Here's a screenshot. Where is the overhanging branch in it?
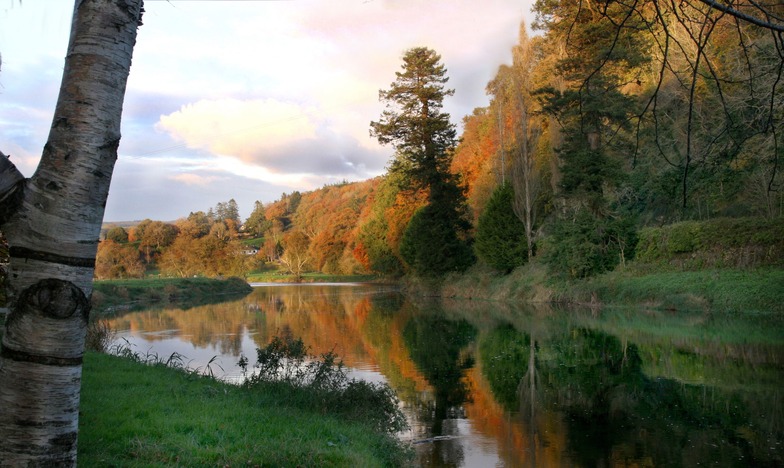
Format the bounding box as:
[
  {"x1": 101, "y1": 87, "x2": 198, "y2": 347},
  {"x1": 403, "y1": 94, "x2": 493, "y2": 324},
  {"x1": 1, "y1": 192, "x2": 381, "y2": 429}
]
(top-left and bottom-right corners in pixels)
[{"x1": 698, "y1": 0, "x2": 784, "y2": 32}]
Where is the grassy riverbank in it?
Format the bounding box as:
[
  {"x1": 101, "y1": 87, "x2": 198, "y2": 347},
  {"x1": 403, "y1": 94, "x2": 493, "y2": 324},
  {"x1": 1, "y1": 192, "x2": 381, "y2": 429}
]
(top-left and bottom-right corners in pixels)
[
  {"x1": 431, "y1": 263, "x2": 784, "y2": 317},
  {"x1": 0, "y1": 278, "x2": 410, "y2": 467},
  {"x1": 245, "y1": 272, "x2": 380, "y2": 283},
  {"x1": 91, "y1": 276, "x2": 253, "y2": 314},
  {"x1": 79, "y1": 352, "x2": 409, "y2": 467},
  {"x1": 426, "y1": 217, "x2": 784, "y2": 315}
]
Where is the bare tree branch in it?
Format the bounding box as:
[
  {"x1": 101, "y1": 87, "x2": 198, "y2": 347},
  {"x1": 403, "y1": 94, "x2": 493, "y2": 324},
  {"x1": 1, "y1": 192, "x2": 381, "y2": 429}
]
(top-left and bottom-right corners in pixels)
[{"x1": 698, "y1": 0, "x2": 784, "y2": 32}]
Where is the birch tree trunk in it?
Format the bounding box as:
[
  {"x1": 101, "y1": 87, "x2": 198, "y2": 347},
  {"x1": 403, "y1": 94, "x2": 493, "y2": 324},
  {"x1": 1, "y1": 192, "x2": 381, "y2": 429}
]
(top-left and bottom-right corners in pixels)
[
  {"x1": 509, "y1": 26, "x2": 540, "y2": 260},
  {"x1": 0, "y1": 1, "x2": 143, "y2": 465}
]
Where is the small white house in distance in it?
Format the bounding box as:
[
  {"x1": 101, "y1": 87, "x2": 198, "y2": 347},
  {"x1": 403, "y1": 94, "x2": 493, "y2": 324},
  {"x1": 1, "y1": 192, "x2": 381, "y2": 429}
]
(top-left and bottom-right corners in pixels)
[{"x1": 243, "y1": 246, "x2": 260, "y2": 256}]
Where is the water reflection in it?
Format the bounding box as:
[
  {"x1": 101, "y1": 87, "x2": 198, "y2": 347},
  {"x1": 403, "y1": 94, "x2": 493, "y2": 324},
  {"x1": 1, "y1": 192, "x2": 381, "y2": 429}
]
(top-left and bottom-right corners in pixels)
[
  {"x1": 107, "y1": 284, "x2": 784, "y2": 467},
  {"x1": 403, "y1": 312, "x2": 476, "y2": 466}
]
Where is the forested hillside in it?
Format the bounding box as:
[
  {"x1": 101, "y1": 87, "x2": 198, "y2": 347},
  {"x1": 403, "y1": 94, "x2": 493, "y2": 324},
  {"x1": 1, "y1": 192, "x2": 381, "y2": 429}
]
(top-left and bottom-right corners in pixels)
[{"x1": 96, "y1": 1, "x2": 783, "y2": 281}]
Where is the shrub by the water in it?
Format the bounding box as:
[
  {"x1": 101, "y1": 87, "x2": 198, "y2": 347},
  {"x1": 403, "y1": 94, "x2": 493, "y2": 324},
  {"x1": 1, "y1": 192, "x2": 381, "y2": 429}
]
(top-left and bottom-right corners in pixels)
[
  {"x1": 239, "y1": 333, "x2": 408, "y2": 435},
  {"x1": 85, "y1": 319, "x2": 115, "y2": 353},
  {"x1": 635, "y1": 216, "x2": 784, "y2": 268},
  {"x1": 542, "y1": 207, "x2": 637, "y2": 279}
]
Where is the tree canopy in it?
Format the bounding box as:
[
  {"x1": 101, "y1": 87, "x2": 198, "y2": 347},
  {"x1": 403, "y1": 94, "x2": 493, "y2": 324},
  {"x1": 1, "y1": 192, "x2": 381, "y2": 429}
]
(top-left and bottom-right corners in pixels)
[
  {"x1": 371, "y1": 47, "x2": 474, "y2": 275},
  {"x1": 475, "y1": 184, "x2": 529, "y2": 273},
  {"x1": 371, "y1": 47, "x2": 459, "y2": 195}
]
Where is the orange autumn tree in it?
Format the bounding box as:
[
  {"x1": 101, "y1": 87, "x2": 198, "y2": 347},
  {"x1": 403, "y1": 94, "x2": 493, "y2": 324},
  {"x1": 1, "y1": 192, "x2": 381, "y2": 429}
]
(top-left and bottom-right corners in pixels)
[
  {"x1": 292, "y1": 180, "x2": 378, "y2": 275},
  {"x1": 94, "y1": 240, "x2": 144, "y2": 280},
  {"x1": 279, "y1": 230, "x2": 311, "y2": 281},
  {"x1": 355, "y1": 174, "x2": 426, "y2": 276},
  {"x1": 451, "y1": 107, "x2": 500, "y2": 224}
]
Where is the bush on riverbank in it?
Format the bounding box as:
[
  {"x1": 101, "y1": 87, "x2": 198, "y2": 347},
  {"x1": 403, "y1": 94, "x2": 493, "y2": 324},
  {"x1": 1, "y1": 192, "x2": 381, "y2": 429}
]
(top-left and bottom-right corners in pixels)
[
  {"x1": 635, "y1": 216, "x2": 784, "y2": 269},
  {"x1": 240, "y1": 333, "x2": 408, "y2": 435},
  {"x1": 79, "y1": 351, "x2": 410, "y2": 467}
]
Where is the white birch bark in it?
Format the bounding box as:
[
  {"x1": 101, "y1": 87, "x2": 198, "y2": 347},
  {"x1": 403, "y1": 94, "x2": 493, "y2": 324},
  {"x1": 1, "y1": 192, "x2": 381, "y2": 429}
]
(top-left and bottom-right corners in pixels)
[
  {"x1": 0, "y1": 1, "x2": 143, "y2": 465},
  {"x1": 509, "y1": 27, "x2": 541, "y2": 260}
]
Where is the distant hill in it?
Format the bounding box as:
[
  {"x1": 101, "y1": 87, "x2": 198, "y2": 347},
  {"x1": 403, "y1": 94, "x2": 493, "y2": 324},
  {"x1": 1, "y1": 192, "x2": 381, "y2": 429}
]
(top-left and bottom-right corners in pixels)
[{"x1": 101, "y1": 220, "x2": 144, "y2": 230}]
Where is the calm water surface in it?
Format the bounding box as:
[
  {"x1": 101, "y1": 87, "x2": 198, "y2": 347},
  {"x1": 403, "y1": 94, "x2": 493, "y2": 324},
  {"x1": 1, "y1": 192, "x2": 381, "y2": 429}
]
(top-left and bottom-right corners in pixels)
[{"x1": 107, "y1": 283, "x2": 784, "y2": 467}]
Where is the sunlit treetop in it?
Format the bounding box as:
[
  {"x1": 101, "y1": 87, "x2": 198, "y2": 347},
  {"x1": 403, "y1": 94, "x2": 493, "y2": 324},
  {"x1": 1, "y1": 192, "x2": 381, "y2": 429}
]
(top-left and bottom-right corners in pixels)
[{"x1": 371, "y1": 47, "x2": 458, "y2": 192}]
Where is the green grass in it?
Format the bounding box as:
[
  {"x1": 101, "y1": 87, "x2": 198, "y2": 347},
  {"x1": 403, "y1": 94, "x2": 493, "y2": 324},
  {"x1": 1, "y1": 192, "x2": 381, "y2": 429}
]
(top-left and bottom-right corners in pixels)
[
  {"x1": 571, "y1": 267, "x2": 784, "y2": 315},
  {"x1": 79, "y1": 352, "x2": 410, "y2": 467},
  {"x1": 241, "y1": 236, "x2": 264, "y2": 247},
  {"x1": 91, "y1": 277, "x2": 252, "y2": 314},
  {"x1": 437, "y1": 260, "x2": 783, "y2": 318}
]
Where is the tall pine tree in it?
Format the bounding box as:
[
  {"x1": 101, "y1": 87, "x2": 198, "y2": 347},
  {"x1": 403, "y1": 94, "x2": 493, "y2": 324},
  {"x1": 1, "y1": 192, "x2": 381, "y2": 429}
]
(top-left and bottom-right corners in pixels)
[
  {"x1": 371, "y1": 47, "x2": 474, "y2": 275},
  {"x1": 534, "y1": 0, "x2": 646, "y2": 278}
]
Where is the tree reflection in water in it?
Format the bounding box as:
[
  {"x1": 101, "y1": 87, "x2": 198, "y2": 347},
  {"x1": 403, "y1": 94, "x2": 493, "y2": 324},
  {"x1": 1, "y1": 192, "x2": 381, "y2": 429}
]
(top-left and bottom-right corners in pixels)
[
  {"x1": 107, "y1": 284, "x2": 783, "y2": 467},
  {"x1": 402, "y1": 310, "x2": 477, "y2": 466},
  {"x1": 479, "y1": 322, "x2": 781, "y2": 467}
]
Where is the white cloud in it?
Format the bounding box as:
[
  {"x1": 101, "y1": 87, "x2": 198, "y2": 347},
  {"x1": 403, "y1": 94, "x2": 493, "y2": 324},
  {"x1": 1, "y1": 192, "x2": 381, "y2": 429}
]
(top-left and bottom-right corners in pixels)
[
  {"x1": 1, "y1": 0, "x2": 536, "y2": 221},
  {"x1": 169, "y1": 173, "x2": 223, "y2": 187},
  {"x1": 156, "y1": 98, "x2": 320, "y2": 160},
  {"x1": 155, "y1": 97, "x2": 389, "y2": 180}
]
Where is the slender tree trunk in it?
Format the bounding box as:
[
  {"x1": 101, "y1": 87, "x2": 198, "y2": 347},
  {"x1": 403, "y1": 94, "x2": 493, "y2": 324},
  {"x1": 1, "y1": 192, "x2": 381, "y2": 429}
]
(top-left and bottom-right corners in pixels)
[
  {"x1": 495, "y1": 95, "x2": 506, "y2": 185},
  {"x1": 512, "y1": 100, "x2": 539, "y2": 260},
  {"x1": 0, "y1": 1, "x2": 143, "y2": 465},
  {"x1": 509, "y1": 75, "x2": 539, "y2": 260}
]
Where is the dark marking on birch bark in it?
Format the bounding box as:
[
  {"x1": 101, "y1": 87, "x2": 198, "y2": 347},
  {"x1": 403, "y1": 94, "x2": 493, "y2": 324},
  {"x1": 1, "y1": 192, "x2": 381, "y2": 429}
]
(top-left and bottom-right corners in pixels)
[
  {"x1": 9, "y1": 246, "x2": 95, "y2": 268},
  {"x1": 119, "y1": 1, "x2": 146, "y2": 25},
  {"x1": 53, "y1": 117, "x2": 70, "y2": 129},
  {"x1": 12, "y1": 419, "x2": 75, "y2": 429},
  {"x1": 1, "y1": 279, "x2": 89, "y2": 366},
  {"x1": 51, "y1": 431, "x2": 79, "y2": 450},
  {"x1": 9, "y1": 278, "x2": 90, "y2": 321},
  {"x1": 0, "y1": 346, "x2": 83, "y2": 367},
  {"x1": 19, "y1": 278, "x2": 90, "y2": 319}
]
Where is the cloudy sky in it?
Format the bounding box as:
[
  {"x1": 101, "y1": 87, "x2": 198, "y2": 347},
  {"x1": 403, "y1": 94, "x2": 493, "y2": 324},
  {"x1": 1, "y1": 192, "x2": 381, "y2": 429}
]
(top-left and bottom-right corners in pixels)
[{"x1": 1, "y1": 0, "x2": 534, "y2": 222}]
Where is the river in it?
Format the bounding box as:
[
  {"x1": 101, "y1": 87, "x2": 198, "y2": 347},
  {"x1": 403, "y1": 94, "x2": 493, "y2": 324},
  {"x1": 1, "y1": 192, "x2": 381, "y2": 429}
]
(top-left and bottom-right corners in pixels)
[{"x1": 106, "y1": 283, "x2": 784, "y2": 467}]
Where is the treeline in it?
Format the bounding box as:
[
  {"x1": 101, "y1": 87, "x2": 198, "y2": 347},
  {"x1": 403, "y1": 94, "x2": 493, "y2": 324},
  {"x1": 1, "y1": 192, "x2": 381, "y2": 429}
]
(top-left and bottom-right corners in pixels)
[
  {"x1": 96, "y1": 182, "x2": 383, "y2": 280},
  {"x1": 450, "y1": 1, "x2": 784, "y2": 279},
  {"x1": 96, "y1": 199, "x2": 258, "y2": 280},
  {"x1": 99, "y1": 1, "x2": 783, "y2": 281}
]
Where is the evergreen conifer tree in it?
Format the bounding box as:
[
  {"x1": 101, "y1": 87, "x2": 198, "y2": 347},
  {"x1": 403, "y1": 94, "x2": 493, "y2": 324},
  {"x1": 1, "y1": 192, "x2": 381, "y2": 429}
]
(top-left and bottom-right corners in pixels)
[
  {"x1": 244, "y1": 201, "x2": 272, "y2": 238},
  {"x1": 475, "y1": 184, "x2": 528, "y2": 273},
  {"x1": 534, "y1": 1, "x2": 646, "y2": 277},
  {"x1": 371, "y1": 47, "x2": 474, "y2": 275}
]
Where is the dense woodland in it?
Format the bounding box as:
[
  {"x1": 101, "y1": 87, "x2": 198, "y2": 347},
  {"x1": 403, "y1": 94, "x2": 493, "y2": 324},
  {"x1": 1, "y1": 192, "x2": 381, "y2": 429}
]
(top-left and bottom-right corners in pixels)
[
  {"x1": 1, "y1": 2, "x2": 781, "y2": 465},
  {"x1": 97, "y1": 1, "x2": 783, "y2": 281}
]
